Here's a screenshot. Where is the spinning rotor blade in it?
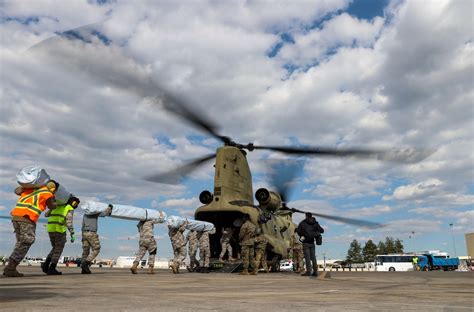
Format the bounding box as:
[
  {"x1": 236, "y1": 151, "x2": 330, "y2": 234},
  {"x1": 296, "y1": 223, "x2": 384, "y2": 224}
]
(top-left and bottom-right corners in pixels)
[
  {"x1": 288, "y1": 208, "x2": 384, "y2": 229},
  {"x1": 267, "y1": 159, "x2": 305, "y2": 202},
  {"x1": 253, "y1": 146, "x2": 433, "y2": 163},
  {"x1": 144, "y1": 154, "x2": 216, "y2": 184},
  {"x1": 29, "y1": 24, "x2": 229, "y2": 144}
]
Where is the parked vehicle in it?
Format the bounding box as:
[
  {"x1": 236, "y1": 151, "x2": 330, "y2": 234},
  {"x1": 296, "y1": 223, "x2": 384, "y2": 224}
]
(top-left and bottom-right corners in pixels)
[{"x1": 417, "y1": 254, "x2": 459, "y2": 271}]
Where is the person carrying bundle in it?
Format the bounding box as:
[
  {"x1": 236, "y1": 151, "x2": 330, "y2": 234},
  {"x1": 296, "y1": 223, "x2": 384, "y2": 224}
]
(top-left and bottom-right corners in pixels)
[
  {"x1": 42, "y1": 196, "x2": 80, "y2": 275},
  {"x1": 4, "y1": 179, "x2": 58, "y2": 277},
  {"x1": 130, "y1": 213, "x2": 164, "y2": 275}
]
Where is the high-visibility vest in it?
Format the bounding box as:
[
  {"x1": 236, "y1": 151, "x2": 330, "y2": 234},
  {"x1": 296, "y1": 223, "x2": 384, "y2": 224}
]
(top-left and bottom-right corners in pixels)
[
  {"x1": 11, "y1": 186, "x2": 54, "y2": 223},
  {"x1": 47, "y1": 204, "x2": 74, "y2": 233}
]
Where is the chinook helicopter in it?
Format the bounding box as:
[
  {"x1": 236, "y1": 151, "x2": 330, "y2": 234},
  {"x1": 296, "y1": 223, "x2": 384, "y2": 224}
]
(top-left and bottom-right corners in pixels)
[
  {"x1": 142, "y1": 91, "x2": 428, "y2": 270},
  {"x1": 22, "y1": 25, "x2": 431, "y2": 271}
]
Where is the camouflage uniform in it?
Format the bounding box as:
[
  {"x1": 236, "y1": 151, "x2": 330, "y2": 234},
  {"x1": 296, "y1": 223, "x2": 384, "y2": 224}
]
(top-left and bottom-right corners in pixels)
[
  {"x1": 219, "y1": 227, "x2": 233, "y2": 260},
  {"x1": 186, "y1": 230, "x2": 199, "y2": 271},
  {"x1": 168, "y1": 223, "x2": 187, "y2": 271},
  {"x1": 290, "y1": 232, "x2": 304, "y2": 273},
  {"x1": 82, "y1": 231, "x2": 101, "y2": 262},
  {"x1": 239, "y1": 219, "x2": 256, "y2": 273},
  {"x1": 133, "y1": 220, "x2": 158, "y2": 268},
  {"x1": 45, "y1": 207, "x2": 74, "y2": 266},
  {"x1": 253, "y1": 231, "x2": 268, "y2": 274},
  {"x1": 9, "y1": 219, "x2": 36, "y2": 264},
  {"x1": 197, "y1": 231, "x2": 210, "y2": 268}
]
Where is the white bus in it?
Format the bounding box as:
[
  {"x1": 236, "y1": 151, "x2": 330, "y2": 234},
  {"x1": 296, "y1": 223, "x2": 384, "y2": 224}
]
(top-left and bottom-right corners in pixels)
[{"x1": 374, "y1": 254, "x2": 414, "y2": 272}]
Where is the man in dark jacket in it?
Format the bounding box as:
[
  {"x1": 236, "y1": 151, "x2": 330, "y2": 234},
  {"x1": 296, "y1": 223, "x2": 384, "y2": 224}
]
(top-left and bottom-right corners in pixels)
[{"x1": 296, "y1": 212, "x2": 324, "y2": 276}]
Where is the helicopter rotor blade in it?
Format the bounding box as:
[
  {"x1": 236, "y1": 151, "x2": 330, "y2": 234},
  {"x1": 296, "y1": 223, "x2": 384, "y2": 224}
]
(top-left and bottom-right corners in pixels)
[
  {"x1": 253, "y1": 146, "x2": 433, "y2": 163},
  {"x1": 29, "y1": 24, "x2": 229, "y2": 144},
  {"x1": 144, "y1": 154, "x2": 216, "y2": 184},
  {"x1": 287, "y1": 208, "x2": 384, "y2": 229},
  {"x1": 266, "y1": 159, "x2": 305, "y2": 203}
]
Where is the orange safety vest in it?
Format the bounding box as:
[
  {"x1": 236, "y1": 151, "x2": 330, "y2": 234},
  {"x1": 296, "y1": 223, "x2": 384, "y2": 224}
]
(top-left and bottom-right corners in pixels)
[{"x1": 11, "y1": 186, "x2": 54, "y2": 223}]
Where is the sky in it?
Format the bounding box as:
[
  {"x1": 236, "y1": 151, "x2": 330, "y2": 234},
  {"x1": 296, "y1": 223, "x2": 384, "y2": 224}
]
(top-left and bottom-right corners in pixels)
[{"x1": 0, "y1": 0, "x2": 472, "y2": 262}]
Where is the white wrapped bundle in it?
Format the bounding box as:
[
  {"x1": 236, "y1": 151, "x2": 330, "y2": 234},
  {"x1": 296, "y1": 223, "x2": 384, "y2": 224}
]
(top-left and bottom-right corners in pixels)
[
  {"x1": 110, "y1": 204, "x2": 167, "y2": 223},
  {"x1": 80, "y1": 200, "x2": 109, "y2": 215},
  {"x1": 80, "y1": 200, "x2": 166, "y2": 222},
  {"x1": 166, "y1": 215, "x2": 215, "y2": 232},
  {"x1": 16, "y1": 166, "x2": 50, "y2": 188},
  {"x1": 54, "y1": 184, "x2": 73, "y2": 205}
]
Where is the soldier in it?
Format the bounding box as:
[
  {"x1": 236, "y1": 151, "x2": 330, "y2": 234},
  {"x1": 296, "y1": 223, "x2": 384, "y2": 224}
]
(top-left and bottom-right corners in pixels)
[
  {"x1": 168, "y1": 221, "x2": 187, "y2": 274},
  {"x1": 3, "y1": 182, "x2": 57, "y2": 277},
  {"x1": 41, "y1": 196, "x2": 80, "y2": 275},
  {"x1": 288, "y1": 229, "x2": 304, "y2": 274},
  {"x1": 186, "y1": 230, "x2": 199, "y2": 272},
  {"x1": 130, "y1": 217, "x2": 162, "y2": 275},
  {"x1": 238, "y1": 214, "x2": 256, "y2": 275},
  {"x1": 197, "y1": 228, "x2": 215, "y2": 273},
  {"x1": 252, "y1": 226, "x2": 268, "y2": 275},
  {"x1": 81, "y1": 204, "x2": 112, "y2": 274},
  {"x1": 219, "y1": 227, "x2": 234, "y2": 261}
]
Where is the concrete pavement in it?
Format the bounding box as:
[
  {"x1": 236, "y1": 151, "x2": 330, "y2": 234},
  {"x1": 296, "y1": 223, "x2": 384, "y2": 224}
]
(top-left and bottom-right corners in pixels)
[{"x1": 0, "y1": 267, "x2": 472, "y2": 311}]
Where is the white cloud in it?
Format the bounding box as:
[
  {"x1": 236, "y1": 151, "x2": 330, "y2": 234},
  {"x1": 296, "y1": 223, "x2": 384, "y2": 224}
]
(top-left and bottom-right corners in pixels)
[
  {"x1": 383, "y1": 179, "x2": 443, "y2": 201},
  {"x1": 0, "y1": 0, "x2": 472, "y2": 258}
]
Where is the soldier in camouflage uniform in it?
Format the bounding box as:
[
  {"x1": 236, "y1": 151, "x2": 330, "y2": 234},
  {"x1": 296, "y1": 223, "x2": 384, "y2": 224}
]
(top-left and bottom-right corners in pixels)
[
  {"x1": 4, "y1": 184, "x2": 56, "y2": 277},
  {"x1": 197, "y1": 228, "x2": 215, "y2": 273},
  {"x1": 42, "y1": 196, "x2": 79, "y2": 275},
  {"x1": 289, "y1": 229, "x2": 305, "y2": 273},
  {"x1": 81, "y1": 205, "x2": 112, "y2": 274},
  {"x1": 130, "y1": 219, "x2": 160, "y2": 274},
  {"x1": 168, "y1": 222, "x2": 187, "y2": 274},
  {"x1": 238, "y1": 215, "x2": 256, "y2": 275},
  {"x1": 219, "y1": 227, "x2": 234, "y2": 261},
  {"x1": 186, "y1": 230, "x2": 199, "y2": 272},
  {"x1": 252, "y1": 227, "x2": 268, "y2": 275}
]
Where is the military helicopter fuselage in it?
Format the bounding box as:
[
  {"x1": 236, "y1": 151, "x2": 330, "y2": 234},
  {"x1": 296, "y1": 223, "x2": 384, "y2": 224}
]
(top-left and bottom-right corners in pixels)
[{"x1": 194, "y1": 145, "x2": 295, "y2": 263}]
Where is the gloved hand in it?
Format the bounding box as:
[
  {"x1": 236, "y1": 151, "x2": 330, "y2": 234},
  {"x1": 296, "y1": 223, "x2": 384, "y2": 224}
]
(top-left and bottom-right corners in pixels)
[
  {"x1": 46, "y1": 180, "x2": 59, "y2": 193},
  {"x1": 67, "y1": 196, "x2": 80, "y2": 209},
  {"x1": 70, "y1": 233, "x2": 75, "y2": 243}
]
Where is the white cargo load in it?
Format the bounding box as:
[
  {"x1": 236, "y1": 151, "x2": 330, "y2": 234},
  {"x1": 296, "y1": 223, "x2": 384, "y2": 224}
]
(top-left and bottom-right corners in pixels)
[
  {"x1": 166, "y1": 215, "x2": 215, "y2": 232},
  {"x1": 80, "y1": 200, "x2": 167, "y2": 223},
  {"x1": 16, "y1": 166, "x2": 50, "y2": 188},
  {"x1": 54, "y1": 184, "x2": 73, "y2": 205}
]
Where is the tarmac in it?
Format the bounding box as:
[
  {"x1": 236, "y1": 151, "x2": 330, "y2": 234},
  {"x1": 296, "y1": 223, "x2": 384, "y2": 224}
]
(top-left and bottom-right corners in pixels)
[{"x1": 0, "y1": 266, "x2": 473, "y2": 312}]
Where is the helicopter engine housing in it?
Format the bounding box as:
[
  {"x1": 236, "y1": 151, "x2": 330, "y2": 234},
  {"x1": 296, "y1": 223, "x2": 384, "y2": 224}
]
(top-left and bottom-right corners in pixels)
[
  {"x1": 255, "y1": 188, "x2": 281, "y2": 212},
  {"x1": 199, "y1": 190, "x2": 214, "y2": 204}
]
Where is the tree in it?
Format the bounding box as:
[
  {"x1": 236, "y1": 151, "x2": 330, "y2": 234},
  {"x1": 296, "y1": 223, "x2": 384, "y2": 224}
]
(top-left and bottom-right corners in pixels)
[
  {"x1": 394, "y1": 238, "x2": 404, "y2": 253},
  {"x1": 346, "y1": 239, "x2": 363, "y2": 263},
  {"x1": 384, "y1": 237, "x2": 396, "y2": 254},
  {"x1": 362, "y1": 239, "x2": 378, "y2": 262},
  {"x1": 377, "y1": 241, "x2": 386, "y2": 255}
]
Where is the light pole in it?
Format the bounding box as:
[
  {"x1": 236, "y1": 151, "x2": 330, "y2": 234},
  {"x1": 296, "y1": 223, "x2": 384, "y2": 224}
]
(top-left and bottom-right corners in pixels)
[
  {"x1": 449, "y1": 223, "x2": 457, "y2": 257},
  {"x1": 411, "y1": 231, "x2": 415, "y2": 253},
  {"x1": 322, "y1": 252, "x2": 326, "y2": 271}
]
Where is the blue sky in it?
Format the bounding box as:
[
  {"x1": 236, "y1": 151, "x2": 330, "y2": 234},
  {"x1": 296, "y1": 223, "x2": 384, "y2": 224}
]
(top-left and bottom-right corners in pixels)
[{"x1": 0, "y1": 0, "x2": 472, "y2": 262}]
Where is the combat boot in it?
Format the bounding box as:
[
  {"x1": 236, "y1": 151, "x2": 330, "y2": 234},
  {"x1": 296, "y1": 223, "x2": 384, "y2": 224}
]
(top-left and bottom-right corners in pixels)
[
  {"x1": 148, "y1": 266, "x2": 155, "y2": 274},
  {"x1": 239, "y1": 270, "x2": 249, "y2": 275},
  {"x1": 47, "y1": 263, "x2": 62, "y2": 275},
  {"x1": 3, "y1": 260, "x2": 24, "y2": 277},
  {"x1": 130, "y1": 262, "x2": 139, "y2": 274},
  {"x1": 41, "y1": 257, "x2": 51, "y2": 274},
  {"x1": 250, "y1": 269, "x2": 258, "y2": 275},
  {"x1": 169, "y1": 263, "x2": 178, "y2": 274},
  {"x1": 81, "y1": 260, "x2": 91, "y2": 274}
]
